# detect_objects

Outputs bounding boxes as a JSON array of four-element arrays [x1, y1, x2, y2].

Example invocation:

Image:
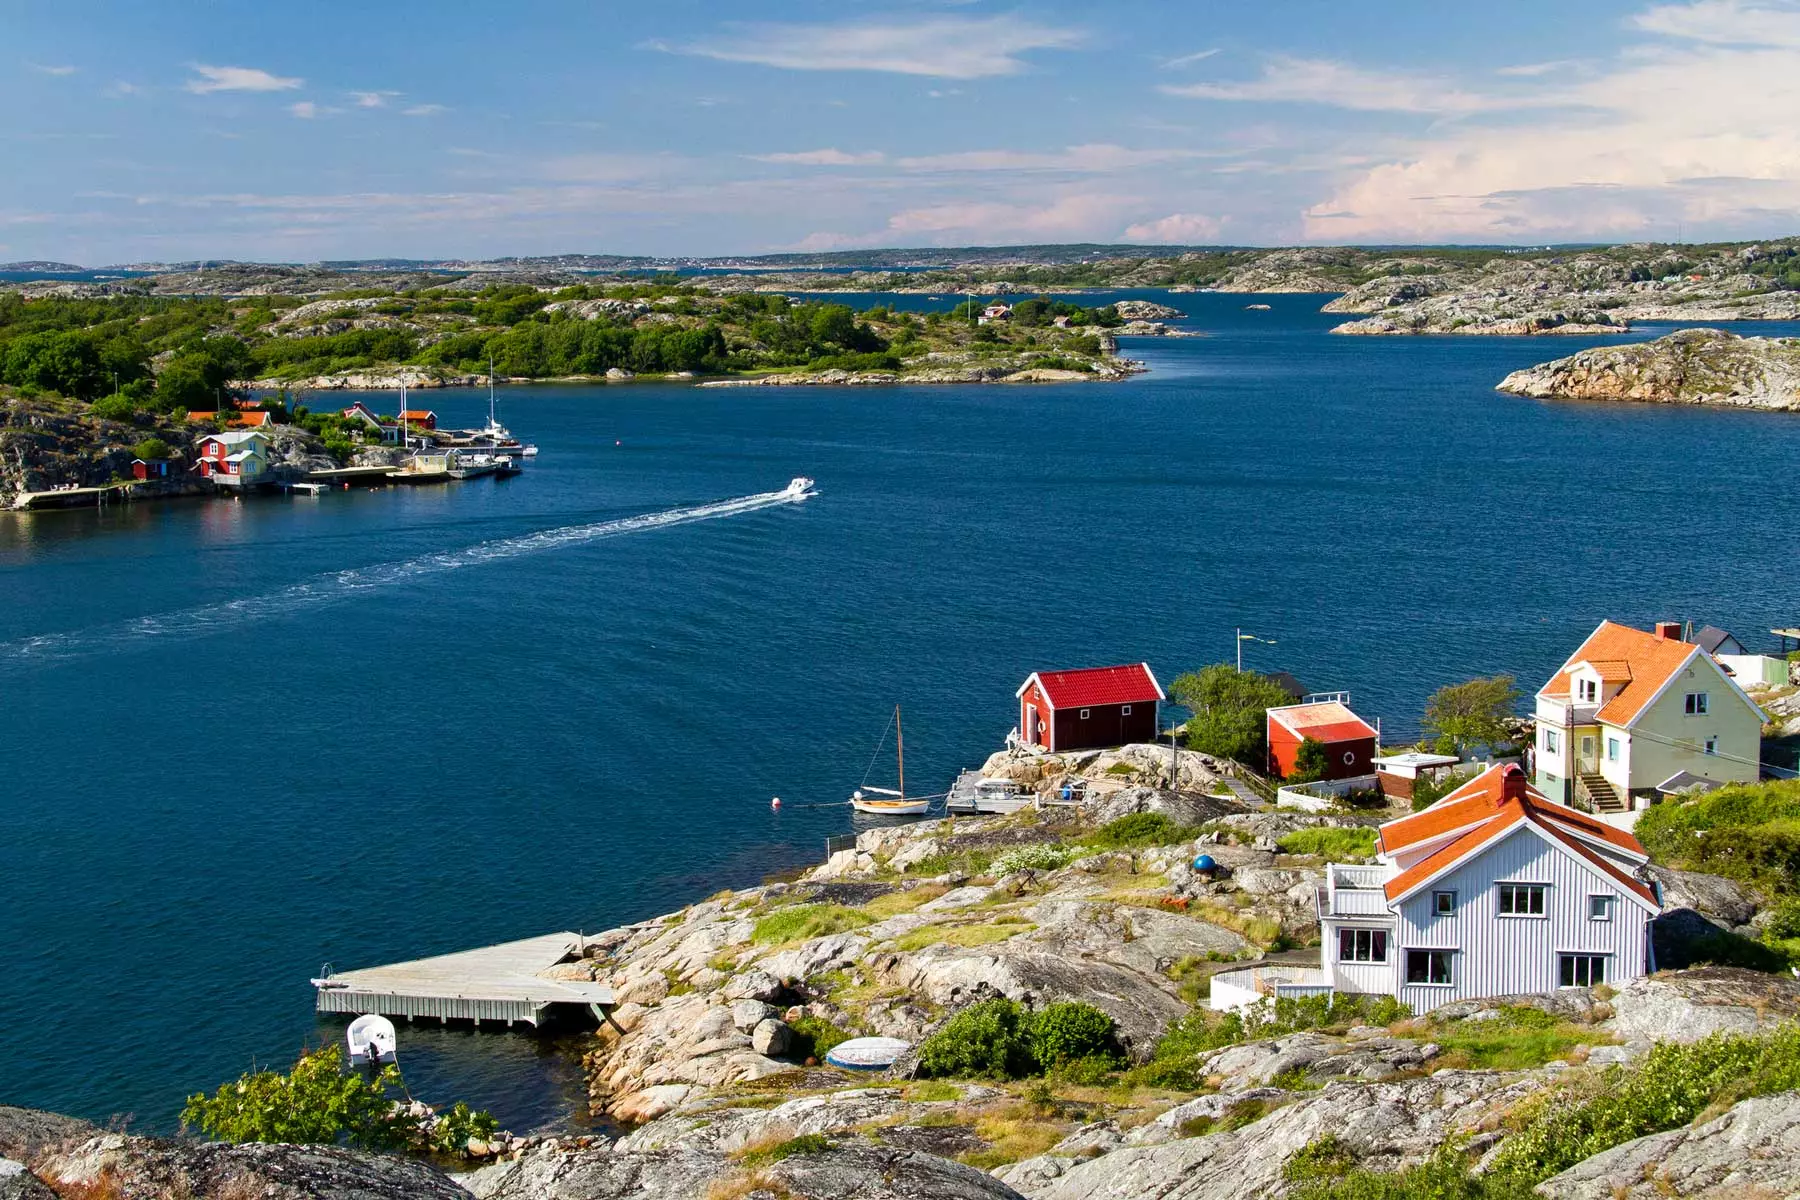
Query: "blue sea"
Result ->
[[2, 292, 1797, 1133]]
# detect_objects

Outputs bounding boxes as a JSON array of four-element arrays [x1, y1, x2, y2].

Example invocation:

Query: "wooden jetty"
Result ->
[[11, 482, 135, 511], [306, 466, 396, 485], [313, 931, 614, 1027]]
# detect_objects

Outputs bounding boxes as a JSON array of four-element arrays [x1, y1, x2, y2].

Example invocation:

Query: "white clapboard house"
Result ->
[[1315, 763, 1660, 1012]]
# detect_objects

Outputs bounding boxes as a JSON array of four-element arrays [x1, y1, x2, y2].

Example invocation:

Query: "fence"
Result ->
[[824, 834, 858, 859]]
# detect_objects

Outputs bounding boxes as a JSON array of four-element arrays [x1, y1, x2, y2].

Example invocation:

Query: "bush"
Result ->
[[1276, 827, 1377, 860], [1288, 738, 1329, 783], [1029, 1002, 1121, 1070], [1170, 666, 1296, 768], [1634, 779, 1800, 896], [131, 436, 171, 460], [992, 843, 1079, 874], [1087, 812, 1189, 849], [181, 1045, 457, 1151], [916, 997, 1038, 1080], [1410, 768, 1477, 811], [91, 394, 137, 422], [787, 1014, 851, 1061], [751, 903, 874, 945]]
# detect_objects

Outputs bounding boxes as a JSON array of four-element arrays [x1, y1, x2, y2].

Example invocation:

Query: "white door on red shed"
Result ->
[[1027, 703, 1040, 746]]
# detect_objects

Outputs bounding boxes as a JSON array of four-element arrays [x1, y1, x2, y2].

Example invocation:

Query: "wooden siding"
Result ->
[[1392, 823, 1649, 1012], [1270, 727, 1378, 781], [1049, 700, 1157, 752]]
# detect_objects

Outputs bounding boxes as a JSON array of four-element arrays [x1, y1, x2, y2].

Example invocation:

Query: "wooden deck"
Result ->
[[11, 483, 133, 511], [313, 931, 614, 1027]]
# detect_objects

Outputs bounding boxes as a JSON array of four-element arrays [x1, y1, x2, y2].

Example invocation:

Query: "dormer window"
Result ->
[[1578, 678, 1598, 703]]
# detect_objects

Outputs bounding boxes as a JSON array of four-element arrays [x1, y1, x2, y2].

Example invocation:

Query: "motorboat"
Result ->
[[785, 477, 817, 498], [346, 1014, 398, 1066]]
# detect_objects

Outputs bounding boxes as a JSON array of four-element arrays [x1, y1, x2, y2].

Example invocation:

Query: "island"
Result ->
[[1497, 328, 1800, 412]]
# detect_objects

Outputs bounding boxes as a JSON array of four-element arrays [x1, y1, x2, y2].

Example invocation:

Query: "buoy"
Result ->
[[1194, 854, 1216, 872], [615, 440, 621, 446], [770, 796, 782, 810]]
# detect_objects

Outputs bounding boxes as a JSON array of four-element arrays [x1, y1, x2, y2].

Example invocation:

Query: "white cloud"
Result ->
[[349, 90, 401, 108], [288, 101, 317, 119], [1495, 59, 1580, 76], [29, 63, 77, 76], [1162, 55, 1499, 114], [1631, 0, 1800, 45], [184, 64, 302, 94], [670, 14, 1083, 79], [401, 103, 447, 117], [1160, 49, 1220, 69], [896, 143, 1207, 172], [884, 192, 1136, 241], [102, 80, 142, 98], [751, 148, 887, 165], [1124, 212, 1225, 242]]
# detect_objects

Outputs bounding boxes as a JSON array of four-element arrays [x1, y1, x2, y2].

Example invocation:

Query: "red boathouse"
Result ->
[[1266, 699, 1378, 781], [1016, 663, 1165, 753]]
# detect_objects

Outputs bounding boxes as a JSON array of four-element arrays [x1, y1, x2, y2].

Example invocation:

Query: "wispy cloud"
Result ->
[[896, 144, 1208, 172], [184, 64, 302, 94], [1631, 0, 1800, 45], [1495, 59, 1580, 77], [29, 62, 77, 76], [751, 148, 887, 166], [1124, 212, 1225, 242], [1160, 48, 1220, 70], [101, 80, 142, 98], [1162, 55, 1498, 114], [349, 90, 401, 108], [401, 103, 447, 117], [667, 14, 1083, 79]]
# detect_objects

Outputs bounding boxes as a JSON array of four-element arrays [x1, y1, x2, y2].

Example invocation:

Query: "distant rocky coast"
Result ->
[[1497, 328, 1800, 411]]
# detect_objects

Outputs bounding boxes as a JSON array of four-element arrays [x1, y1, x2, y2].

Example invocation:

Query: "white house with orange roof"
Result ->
[[1534, 620, 1765, 815], [1289, 764, 1660, 1012]]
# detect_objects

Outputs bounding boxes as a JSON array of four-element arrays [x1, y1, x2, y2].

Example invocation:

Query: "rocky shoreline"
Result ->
[[1497, 328, 1800, 411]]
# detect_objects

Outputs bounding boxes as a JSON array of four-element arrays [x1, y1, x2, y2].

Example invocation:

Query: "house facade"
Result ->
[[1267, 699, 1378, 781], [1534, 620, 1764, 813], [196, 431, 273, 486], [1317, 764, 1659, 1012], [1015, 663, 1164, 753]]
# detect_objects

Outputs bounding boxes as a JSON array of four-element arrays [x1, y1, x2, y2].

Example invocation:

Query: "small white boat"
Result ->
[[785, 477, 816, 498], [850, 705, 930, 816], [346, 1014, 398, 1066]]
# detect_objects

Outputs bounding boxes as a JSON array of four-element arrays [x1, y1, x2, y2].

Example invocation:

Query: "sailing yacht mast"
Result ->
[[896, 705, 905, 801]]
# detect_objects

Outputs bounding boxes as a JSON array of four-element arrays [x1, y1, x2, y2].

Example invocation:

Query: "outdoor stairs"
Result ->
[[1580, 773, 1626, 814]]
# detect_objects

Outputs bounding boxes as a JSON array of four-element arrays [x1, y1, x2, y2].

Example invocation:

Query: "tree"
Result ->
[[131, 437, 171, 461], [1422, 675, 1521, 755], [1169, 665, 1297, 770], [1288, 737, 1329, 784], [181, 1045, 418, 1149]]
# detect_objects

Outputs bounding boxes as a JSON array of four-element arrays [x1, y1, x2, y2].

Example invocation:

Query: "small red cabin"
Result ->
[[1267, 700, 1378, 781], [1016, 663, 1165, 753], [401, 409, 438, 430], [131, 458, 172, 480]]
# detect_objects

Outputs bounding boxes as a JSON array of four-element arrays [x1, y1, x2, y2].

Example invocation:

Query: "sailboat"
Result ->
[[851, 705, 930, 816], [475, 358, 538, 459]]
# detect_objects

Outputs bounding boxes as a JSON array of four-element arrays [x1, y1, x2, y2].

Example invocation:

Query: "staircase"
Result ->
[[1578, 773, 1627, 814]]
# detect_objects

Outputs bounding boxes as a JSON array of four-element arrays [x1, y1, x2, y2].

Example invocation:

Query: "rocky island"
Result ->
[[1497, 328, 1800, 411]]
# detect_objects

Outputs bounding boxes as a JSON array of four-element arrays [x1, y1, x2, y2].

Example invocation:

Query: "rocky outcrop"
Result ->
[[0, 1106, 96, 1163], [1111, 300, 1185, 320], [1334, 311, 1626, 336], [696, 358, 1142, 388], [241, 366, 488, 391], [1606, 967, 1800, 1044], [1496, 328, 1800, 410], [1537, 1092, 1800, 1199], [34, 1133, 472, 1200], [467, 1141, 1023, 1200]]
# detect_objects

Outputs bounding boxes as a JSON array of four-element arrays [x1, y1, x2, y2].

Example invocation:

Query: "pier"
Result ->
[[306, 466, 397, 485], [10, 482, 135, 511], [313, 931, 614, 1027]]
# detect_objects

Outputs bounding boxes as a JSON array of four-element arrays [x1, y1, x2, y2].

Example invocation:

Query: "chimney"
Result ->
[[1499, 763, 1527, 803], [1654, 621, 1682, 641]]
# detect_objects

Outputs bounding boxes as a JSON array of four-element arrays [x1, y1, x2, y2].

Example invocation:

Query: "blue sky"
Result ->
[[7, 0, 1800, 263]]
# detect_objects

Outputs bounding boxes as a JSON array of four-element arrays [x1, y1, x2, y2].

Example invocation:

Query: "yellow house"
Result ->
[[1534, 620, 1765, 817]]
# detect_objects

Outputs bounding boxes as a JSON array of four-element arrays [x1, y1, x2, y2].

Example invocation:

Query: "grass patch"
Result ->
[[1085, 812, 1194, 850], [1419, 1006, 1604, 1071], [750, 903, 874, 946], [1189, 900, 1285, 948], [734, 1132, 832, 1166], [1276, 827, 1377, 860], [901, 1080, 963, 1102], [890, 917, 1033, 952], [957, 1103, 1070, 1168], [1128, 994, 1410, 1090], [859, 884, 950, 918], [787, 1014, 853, 1061], [906, 847, 997, 877]]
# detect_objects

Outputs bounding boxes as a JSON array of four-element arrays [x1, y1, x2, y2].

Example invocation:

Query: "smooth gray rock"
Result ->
[[1647, 866, 1761, 928], [730, 998, 779, 1033], [0, 1107, 97, 1163], [721, 968, 784, 1003], [0, 1159, 54, 1200], [1607, 967, 1800, 1044], [752, 1017, 792, 1056], [1536, 1092, 1800, 1198], [36, 1133, 472, 1200]]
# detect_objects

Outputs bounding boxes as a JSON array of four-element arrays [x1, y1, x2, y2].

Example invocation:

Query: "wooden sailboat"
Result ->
[[851, 706, 930, 815]]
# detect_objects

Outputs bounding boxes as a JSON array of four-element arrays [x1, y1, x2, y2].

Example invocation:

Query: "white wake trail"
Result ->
[[0, 486, 806, 665]]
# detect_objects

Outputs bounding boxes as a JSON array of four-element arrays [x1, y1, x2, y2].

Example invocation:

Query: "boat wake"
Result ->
[[0, 484, 811, 666]]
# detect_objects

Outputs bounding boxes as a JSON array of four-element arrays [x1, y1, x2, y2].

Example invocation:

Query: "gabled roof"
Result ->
[[1377, 764, 1657, 911], [1017, 663, 1165, 709], [1693, 625, 1744, 656], [401, 409, 437, 420], [199, 430, 271, 448], [1267, 700, 1377, 744], [1539, 620, 1706, 725]]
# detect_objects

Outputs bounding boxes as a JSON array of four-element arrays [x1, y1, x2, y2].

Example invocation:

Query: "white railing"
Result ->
[[1323, 863, 1393, 917], [1538, 699, 1599, 728], [1210, 965, 1333, 1013]]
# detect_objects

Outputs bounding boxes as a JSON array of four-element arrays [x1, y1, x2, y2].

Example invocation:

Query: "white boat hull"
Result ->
[[851, 797, 930, 816]]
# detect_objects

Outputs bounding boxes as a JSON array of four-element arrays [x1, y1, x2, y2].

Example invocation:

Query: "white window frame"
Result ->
[[1497, 882, 1548, 917], [1120, 704, 1132, 716], [1559, 953, 1607, 988], [1079, 708, 1090, 720], [1433, 890, 1456, 916], [1587, 894, 1612, 922], [1578, 678, 1598, 703], [1607, 737, 1621, 763], [1405, 949, 1454, 986], [1684, 692, 1709, 716], [1544, 728, 1560, 754], [1338, 928, 1388, 963]]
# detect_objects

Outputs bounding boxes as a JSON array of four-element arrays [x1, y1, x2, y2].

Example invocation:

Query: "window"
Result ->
[[1405, 949, 1453, 985], [1079, 708, 1090, 720], [1338, 928, 1388, 963], [1498, 883, 1547, 916], [1120, 705, 1132, 716], [1607, 737, 1621, 762], [1559, 954, 1607, 987], [1705, 737, 1718, 755], [1581, 735, 1595, 758], [1684, 692, 1709, 716], [1434, 890, 1457, 916], [1588, 895, 1612, 922], [1579, 678, 1598, 703], [1543, 728, 1560, 754]]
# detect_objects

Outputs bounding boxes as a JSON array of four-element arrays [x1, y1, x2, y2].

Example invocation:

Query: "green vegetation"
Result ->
[[1276, 827, 1377, 861], [991, 843, 1081, 873], [787, 1014, 853, 1061], [890, 917, 1033, 951], [1422, 675, 1521, 756], [1136, 994, 1410, 1089], [130, 436, 171, 461], [1086, 812, 1192, 850], [750, 903, 874, 945], [915, 998, 1122, 1080], [1410, 767, 1478, 812], [736, 1132, 832, 1166], [1169, 666, 1295, 768], [1287, 737, 1329, 783], [180, 1045, 497, 1154], [1416, 1005, 1599, 1071]]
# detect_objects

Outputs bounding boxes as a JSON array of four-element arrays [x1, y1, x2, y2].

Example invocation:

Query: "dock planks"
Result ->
[[314, 931, 614, 1026]]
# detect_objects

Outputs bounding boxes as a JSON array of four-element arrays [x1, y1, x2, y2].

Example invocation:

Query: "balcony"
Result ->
[[1318, 863, 1395, 919], [1537, 698, 1599, 728]]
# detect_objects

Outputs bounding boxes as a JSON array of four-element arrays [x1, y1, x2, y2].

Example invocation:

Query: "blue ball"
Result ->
[[1193, 854, 1216, 871]]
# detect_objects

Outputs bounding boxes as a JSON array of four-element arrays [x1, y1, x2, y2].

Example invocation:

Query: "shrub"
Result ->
[[1088, 812, 1189, 849], [1288, 738, 1329, 783], [131, 436, 171, 460], [787, 1014, 851, 1061], [91, 394, 137, 422], [1132, 994, 1410, 1089], [1276, 827, 1377, 860], [1029, 1002, 1121, 1070], [1283, 1134, 1357, 1183], [991, 843, 1079, 874], [751, 903, 874, 945], [738, 1132, 832, 1166], [916, 997, 1037, 1080], [1634, 779, 1800, 896], [1170, 666, 1295, 767]]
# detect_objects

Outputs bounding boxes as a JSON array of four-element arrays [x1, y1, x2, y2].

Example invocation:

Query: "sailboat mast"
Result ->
[[895, 705, 905, 800]]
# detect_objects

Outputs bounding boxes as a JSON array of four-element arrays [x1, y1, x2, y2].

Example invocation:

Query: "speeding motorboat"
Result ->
[[786, 477, 817, 498]]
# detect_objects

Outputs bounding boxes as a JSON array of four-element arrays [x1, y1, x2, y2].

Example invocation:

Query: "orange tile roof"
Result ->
[[1539, 620, 1700, 726], [1377, 764, 1655, 908], [1268, 701, 1377, 743], [401, 410, 436, 420]]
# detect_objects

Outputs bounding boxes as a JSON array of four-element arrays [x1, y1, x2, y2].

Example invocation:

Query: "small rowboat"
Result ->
[[851, 789, 930, 816], [825, 1036, 911, 1071]]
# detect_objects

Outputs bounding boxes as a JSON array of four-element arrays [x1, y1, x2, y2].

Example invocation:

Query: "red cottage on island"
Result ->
[[1016, 663, 1165, 753], [1266, 699, 1379, 781]]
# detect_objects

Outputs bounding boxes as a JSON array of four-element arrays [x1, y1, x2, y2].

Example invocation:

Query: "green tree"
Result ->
[[1288, 737, 1329, 784], [131, 437, 171, 460], [1170, 665, 1296, 770], [181, 1045, 419, 1149], [1423, 675, 1521, 755]]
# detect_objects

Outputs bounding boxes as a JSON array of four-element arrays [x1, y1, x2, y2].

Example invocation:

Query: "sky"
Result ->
[[8, 0, 1800, 263]]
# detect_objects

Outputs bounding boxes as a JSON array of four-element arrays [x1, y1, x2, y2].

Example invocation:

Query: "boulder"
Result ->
[[35, 1134, 471, 1200], [723, 969, 784, 1003], [731, 999, 780, 1032], [1537, 1092, 1800, 1198], [0, 1107, 96, 1163], [618, 1089, 932, 1155], [1647, 866, 1761, 928], [752, 1018, 792, 1057], [0, 1160, 53, 1200], [1607, 967, 1800, 1044]]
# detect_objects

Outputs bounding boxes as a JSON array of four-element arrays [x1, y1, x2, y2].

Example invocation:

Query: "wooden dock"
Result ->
[[306, 466, 396, 485], [11, 482, 135, 511], [313, 932, 614, 1027]]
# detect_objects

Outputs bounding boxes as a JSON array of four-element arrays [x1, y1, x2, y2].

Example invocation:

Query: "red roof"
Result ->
[[1268, 701, 1377, 744], [1018, 663, 1165, 709], [1378, 764, 1655, 908]]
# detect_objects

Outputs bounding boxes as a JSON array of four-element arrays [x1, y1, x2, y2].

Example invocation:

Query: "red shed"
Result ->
[[1267, 700, 1378, 781], [1016, 663, 1165, 753]]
